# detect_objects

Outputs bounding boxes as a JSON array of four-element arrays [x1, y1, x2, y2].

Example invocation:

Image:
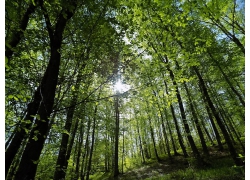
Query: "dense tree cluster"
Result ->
[[5, 0, 244, 179]]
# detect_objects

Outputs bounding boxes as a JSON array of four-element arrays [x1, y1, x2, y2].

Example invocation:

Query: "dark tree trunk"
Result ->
[[75, 120, 84, 180], [159, 113, 172, 159], [148, 116, 160, 162], [114, 96, 120, 178], [13, 4, 77, 179], [54, 73, 83, 180], [136, 116, 145, 163], [183, 82, 209, 155], [164, 58, 201, 161], [153, 91, 172, 159], [208, 84, 245, 152], [163, 107, 179, 156], [204, 101, 224, 150], [194, 67, 244, 166], [5, 87, 41, 177], [164, 80, 188, 157], [80, 118, 92, 180], [174, 60, 209, 156], [200, 118, 216, 146], [5, 1, 38, 61], [6, 138, 27, 180], [86, 101, 99, 180], [208, 52, 245, 107]]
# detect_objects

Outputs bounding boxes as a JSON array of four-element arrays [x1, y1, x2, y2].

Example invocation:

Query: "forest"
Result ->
[[5, 0, 245, 179]]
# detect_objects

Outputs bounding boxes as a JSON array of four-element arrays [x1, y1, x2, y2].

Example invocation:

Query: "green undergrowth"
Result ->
[[89, 147, 245, 180]]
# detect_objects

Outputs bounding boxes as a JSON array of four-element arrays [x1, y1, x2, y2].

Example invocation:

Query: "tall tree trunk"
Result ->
[[114, 96, 120, 178], [5, 1, 38, 61], [174, 60, 209, 155], [152, 91, 172, 159], [146, 78, 172, 158], [6, 138, 27, 180], [183, 82, 209, 155], [148, 117, 160, 161], [86, 101, 99, 180], [75, 119, 84, 180], [159, 113, 172, 159], [54, 72, 83, 180], [135, 115, 145, 163], [122, 128, 125, 173], [80, 118, 92, 180], [164, 57, 201, 162], [204, 100, 224, 150], [14, 4, 77, 179], [200, 117, 216, 146], [5, 87, 41, 177], [164, 80, 188, 157], [208, 83, 245, 151], [163, 107, 179, 156], [208, 52, 245, 107], [194, 67, 244, 166]]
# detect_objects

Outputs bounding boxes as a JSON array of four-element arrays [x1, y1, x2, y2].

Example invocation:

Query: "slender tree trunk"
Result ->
[[164, 58, 201, 161], [80, 118, 91, 180], [75, 119, 84, 180], [208, 52, 245, 107], [183, 82, 209, 155], [163, 107, 179, 156], [194, 67, 243, 166], [114, 96, 120, 178], [86, 102, 99, 180], [54, 73, 83, 180], [136, 117, 145, 163], [200, 118, 216, 146], [208, 84, 245, 151], [148, 116, 160, 161], [122, 129, 125, 173], [65, 117, 80, 173], [164, 80, 188, 157], [159, 114, 172, 159], [151, 90, 172, 158], [204, 101, 224, 150]]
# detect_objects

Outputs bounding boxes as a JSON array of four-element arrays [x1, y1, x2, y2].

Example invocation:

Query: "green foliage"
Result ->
[[5, 0, 244, 179]]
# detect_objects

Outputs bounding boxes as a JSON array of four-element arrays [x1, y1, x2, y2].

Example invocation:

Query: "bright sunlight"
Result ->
[[113, 79, 130, 93]]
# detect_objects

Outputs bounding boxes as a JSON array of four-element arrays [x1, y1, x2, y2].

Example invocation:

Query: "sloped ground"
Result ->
[[117, 150, 244, 180], [91, 148, 244, 180]]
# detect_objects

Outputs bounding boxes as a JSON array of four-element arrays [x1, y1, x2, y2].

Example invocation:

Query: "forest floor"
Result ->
[[91, 146, 245, 180]]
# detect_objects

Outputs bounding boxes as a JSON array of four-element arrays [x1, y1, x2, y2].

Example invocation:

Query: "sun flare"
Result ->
[[114, 80, 130, 93]]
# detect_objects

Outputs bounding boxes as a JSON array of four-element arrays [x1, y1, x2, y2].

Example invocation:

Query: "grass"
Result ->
[[89, 145, 245, 180]]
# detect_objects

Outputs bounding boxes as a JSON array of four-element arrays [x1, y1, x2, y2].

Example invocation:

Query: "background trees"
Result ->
[[5, 0, 244, 179]]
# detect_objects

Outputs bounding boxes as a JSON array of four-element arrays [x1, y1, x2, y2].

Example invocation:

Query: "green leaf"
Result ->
[[5, 56, 10, 69], [63, 130, 70, 135], [31, 0, 36, 6], [32, 136, 38, 141]]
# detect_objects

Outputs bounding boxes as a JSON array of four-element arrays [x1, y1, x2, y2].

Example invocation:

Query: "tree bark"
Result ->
[[5, 87, 41, 177], [164, 58, 201, 161], [6, 1, 38, 61], [135, 114, 145, 163], [208, 52, 245, 107], [86, 101, 99, 180], [54, 73, 83, 180], [164, 81, 188, 157], [14, 3, 77, 179], [114, 96, 120, 178], [194, 66, 244, 166], [183, 82, 209, 155]]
